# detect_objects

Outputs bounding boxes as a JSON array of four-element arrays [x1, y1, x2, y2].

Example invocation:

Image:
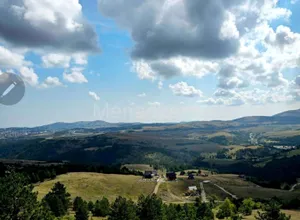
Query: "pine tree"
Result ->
[[137, 194, 165, 220], [43, 181, 71, 217], [0, 172, 53, 220], [109, 196, 138, 220], [93, 197, 110, 217], [75, 202, 89, 220], [88, 201, 95, 212], [196, 202, 214, 220], [73, 196, 85, 211]]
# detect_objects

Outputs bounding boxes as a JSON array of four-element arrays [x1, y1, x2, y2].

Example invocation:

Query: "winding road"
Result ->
[[289, 183, 300, 192]]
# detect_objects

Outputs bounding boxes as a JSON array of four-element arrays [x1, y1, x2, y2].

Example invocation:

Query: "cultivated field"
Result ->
[[34, 172, 156, 202]]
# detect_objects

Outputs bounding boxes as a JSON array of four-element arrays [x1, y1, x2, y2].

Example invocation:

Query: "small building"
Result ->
[[152, 170, 158, 176], [188, 186, 197, 191], [239, 174, 246, 179], [144, 170, 158, 178], [188, 173, 195, 180], [180, 171, 186, 176], [166, 172, 177, 181], [144, 171, 153, 179]]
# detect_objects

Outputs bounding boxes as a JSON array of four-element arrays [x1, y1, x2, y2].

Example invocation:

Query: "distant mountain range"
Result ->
[[1, 108, 300, 133]]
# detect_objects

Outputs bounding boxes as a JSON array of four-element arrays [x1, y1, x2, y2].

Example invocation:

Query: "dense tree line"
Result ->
[[0, 162, 143, 184]]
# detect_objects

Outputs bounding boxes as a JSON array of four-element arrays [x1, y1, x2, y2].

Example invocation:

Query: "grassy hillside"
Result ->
[[239, 210, 300, 220], [34, 172, 156, 202]]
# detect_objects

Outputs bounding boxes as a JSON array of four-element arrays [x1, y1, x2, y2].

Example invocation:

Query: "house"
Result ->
[[144, 171, 153, 178], [188, 173, 194, 180], [166, 172, 177, 181], [143, 170, 158, 178], [152, 170, 158, 176], [188, 186, 197, 191]]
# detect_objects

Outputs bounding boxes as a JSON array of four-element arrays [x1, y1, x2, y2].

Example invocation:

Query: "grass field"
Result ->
[[34, 172, 156, 202], [240, 210, 300, 220], [161, 173, 300, 202]]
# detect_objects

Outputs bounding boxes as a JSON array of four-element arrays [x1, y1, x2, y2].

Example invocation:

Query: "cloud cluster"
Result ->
[[0, 0, 99, 53], [99, 0, 300, 106], [169, 82, 203, 97], [41, 76, 63, 88], [63, 67, 88, 84], [0, 46, 29, 68], [0, 1, 96, 94]]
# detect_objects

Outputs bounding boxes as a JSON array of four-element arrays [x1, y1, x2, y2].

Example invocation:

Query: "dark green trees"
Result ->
[[109, 196, 138, 220], [75, 202, 89, 220], [256, 201, 291, 220], [216, 198, 237, 219], [239, 198, 255, 216], [137, 194, 164, 220], [93, 197, 110, 217], [0, 172, 53, 220], [43, 181, 71, 217]]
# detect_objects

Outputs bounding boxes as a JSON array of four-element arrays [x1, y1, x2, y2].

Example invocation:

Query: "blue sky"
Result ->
[[0, 0, 300, 127]]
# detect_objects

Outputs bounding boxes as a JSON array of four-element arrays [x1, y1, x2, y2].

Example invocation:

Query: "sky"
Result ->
[[1, 0, 300, 128]]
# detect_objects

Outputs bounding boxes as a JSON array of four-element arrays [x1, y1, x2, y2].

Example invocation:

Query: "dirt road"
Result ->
[[213, 183, 238, 199], [200, 182, 208, 203], [153, 178, 162, 194]]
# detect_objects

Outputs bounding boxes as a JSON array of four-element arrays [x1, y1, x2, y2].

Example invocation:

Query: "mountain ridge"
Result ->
[[1, 108, 300, 131]]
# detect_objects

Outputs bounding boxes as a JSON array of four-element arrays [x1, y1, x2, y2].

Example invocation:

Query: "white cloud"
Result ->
[[73, 53, 88, 65], [88, 91, 100, 101], [132, 61, 156, 80], [198, 96, 245, 106], [133, 58, 219, 80], [148, 101, 161, 107], [169, 82, 203, 97], [40, 76, 63, 88], [265, 25, 300, 49], [0, 46, 29, 68], [158, 81, 163, 90], [63, 68, 88, 83], [42, 53, 71, 68], [138, 93, 146, 97], [19, 67, 39, 86]]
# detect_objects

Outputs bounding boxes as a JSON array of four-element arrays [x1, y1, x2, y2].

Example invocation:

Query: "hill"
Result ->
[[34, 172, 156, 202]]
